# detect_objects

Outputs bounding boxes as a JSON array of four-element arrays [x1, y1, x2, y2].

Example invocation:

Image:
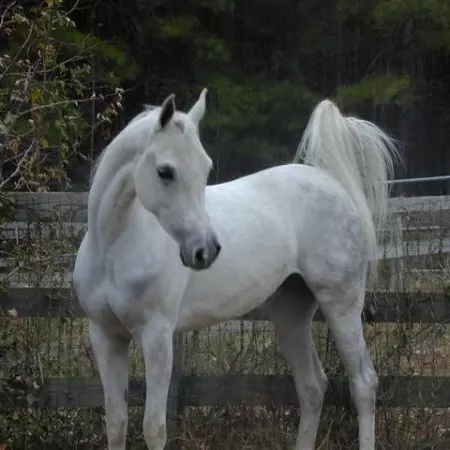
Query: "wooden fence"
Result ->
[[1, 193, 450, 429], [1, 287, 450, 412]]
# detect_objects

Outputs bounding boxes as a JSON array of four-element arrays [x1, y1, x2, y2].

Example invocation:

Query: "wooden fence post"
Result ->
[[389, 213, 404, 291]]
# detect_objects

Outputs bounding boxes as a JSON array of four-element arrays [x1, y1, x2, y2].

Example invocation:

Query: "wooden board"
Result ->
[[1, 288, 450, 324], [4, 375, 449, 409], [3, 192, 450, 221]]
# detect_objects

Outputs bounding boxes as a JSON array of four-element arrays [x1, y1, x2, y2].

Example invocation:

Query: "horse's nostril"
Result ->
[[194, 248, 206, 264], [215, 242, 222, 256]]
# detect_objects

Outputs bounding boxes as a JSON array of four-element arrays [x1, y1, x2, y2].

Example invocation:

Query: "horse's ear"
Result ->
[[159, 93, 176, 129], [188, 88, 207, 126]]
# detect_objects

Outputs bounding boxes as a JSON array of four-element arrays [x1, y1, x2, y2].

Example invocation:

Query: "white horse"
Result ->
[[73, 88, 397, 450]]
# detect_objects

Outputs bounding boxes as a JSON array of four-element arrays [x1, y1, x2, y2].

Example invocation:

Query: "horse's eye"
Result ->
[[157, 164, 175, 181]]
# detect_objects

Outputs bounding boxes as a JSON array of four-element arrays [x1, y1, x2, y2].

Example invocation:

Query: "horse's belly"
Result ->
[[176, 256, 294, 331]]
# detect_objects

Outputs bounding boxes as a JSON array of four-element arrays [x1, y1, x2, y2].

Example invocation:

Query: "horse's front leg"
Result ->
[[137, 318, 175, 450], [89, 320, 130, 450]]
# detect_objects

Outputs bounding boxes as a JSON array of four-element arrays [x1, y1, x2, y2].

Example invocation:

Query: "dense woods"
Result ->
[[1, 0, 450, 195]]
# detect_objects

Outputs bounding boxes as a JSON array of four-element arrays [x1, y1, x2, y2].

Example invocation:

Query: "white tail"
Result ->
[[295, 99, 399, 280]]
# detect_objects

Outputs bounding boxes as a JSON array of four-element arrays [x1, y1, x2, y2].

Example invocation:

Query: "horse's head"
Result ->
[[133, 88, 221, 271]]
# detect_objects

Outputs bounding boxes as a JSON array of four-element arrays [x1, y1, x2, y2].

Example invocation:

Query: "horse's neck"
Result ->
[[88, 141, 137, 249]]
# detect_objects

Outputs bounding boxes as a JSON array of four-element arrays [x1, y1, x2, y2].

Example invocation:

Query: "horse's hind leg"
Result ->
[[314, 283, 378, 450], [266, 284, 328, 450]]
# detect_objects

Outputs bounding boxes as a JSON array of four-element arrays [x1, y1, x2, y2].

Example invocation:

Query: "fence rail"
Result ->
[[2, 191, 450, 213], [5, 375, 450, 410], [2, 193, 450, 263], [1, 288, 450, 324]]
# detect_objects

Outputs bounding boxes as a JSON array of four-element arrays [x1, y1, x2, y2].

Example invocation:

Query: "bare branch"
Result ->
[[0, 138, 36, 189], [60, 0, 81, 21], [17, 93, 119, 118], [0, 1, 16, 30], [0, 22, 35, 84]]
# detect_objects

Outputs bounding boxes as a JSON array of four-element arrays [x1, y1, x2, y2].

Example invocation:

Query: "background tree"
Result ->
[[65, 0, 450, 195], [3, 0, 450, 191], [0, 0, 138, 192]]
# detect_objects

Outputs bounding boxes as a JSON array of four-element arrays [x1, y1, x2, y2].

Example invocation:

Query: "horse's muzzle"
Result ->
[[180, 234, 221, 271]]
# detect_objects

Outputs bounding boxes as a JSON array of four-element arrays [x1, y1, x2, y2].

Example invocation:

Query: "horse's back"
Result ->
[[206, 163, 355, 239], [207, 163, 349, 204]]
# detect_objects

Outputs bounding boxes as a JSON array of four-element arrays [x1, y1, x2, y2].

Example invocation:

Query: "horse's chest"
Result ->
[[108, 295, 147, 330], [78, 258, 153, 331], [104, 266, 188, 332]]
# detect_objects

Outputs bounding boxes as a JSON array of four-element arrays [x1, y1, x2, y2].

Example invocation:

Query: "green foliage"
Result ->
[[157, 15, 231, 62], [52, 26, 140, 84], [197, 0, 232, 13], [205, 77, 316, 130], [197, 35, 232, 62], [336, 75, 413, 106], [419, 29, 450, 51], [204, 77, 268, 129], [75, 0, 450, 179], [157, 15, 199, 38], [0, 0, 126, 192], [372, 0, 450, 30]]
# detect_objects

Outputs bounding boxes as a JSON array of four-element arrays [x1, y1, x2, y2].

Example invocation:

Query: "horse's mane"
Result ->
[[89, 104, 158, 186]]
